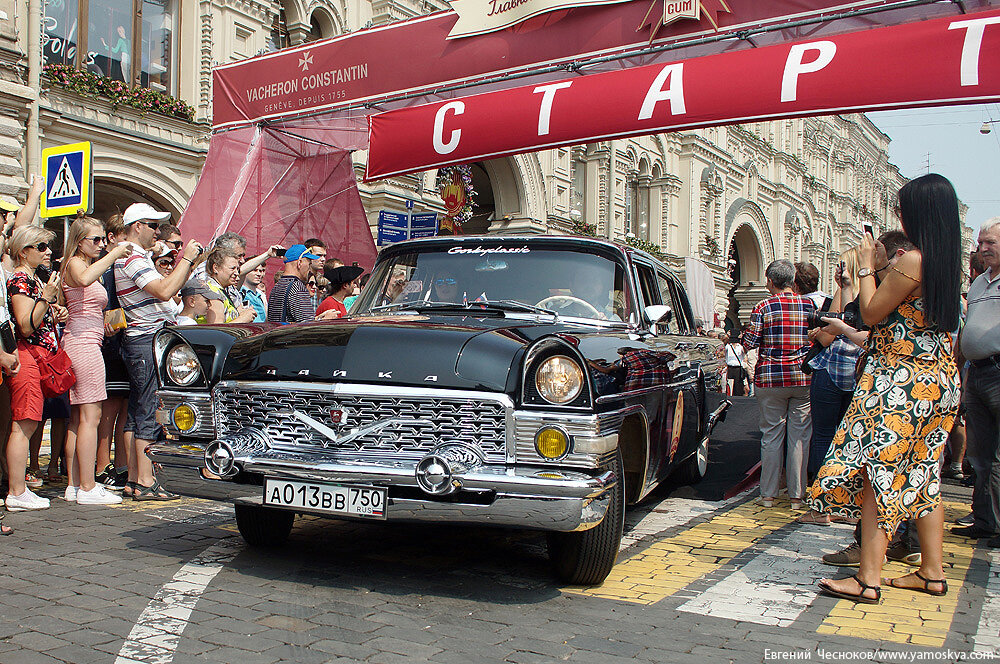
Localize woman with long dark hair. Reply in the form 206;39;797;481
808;173;962;603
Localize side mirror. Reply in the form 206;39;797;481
645;305;672;327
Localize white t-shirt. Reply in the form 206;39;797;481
725;342;746;367
175;314;198;326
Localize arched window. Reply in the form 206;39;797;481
43;0;178;93
268;7;291;51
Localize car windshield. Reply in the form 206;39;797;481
352;245;630;323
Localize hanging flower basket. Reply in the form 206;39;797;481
570;219;597;237
625;235;666;260
43;64;196;122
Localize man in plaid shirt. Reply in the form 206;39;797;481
741;259;815;509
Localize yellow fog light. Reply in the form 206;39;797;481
535;427;569;460
172;404;197;432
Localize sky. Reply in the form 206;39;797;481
867;102;1000;236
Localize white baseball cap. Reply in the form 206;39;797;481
123;202;171;226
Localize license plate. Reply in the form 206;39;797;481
262;478;387;520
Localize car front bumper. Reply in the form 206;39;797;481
148;441;617;532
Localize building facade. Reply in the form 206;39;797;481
0;0;968;325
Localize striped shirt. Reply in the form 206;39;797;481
741;291;815;389
114;242;176;338
267;275;314;323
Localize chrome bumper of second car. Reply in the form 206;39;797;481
148;440;617;532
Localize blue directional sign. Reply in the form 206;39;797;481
41;141;92;218
378;210;439;244
409;212;438;238
378;211;408;245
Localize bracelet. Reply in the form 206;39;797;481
181;257;194;265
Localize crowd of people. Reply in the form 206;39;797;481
724;173;998;604
0;198;368;533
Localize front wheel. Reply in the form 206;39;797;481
547;450;625;585
235;502;295;547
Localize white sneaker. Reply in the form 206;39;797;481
5;489;50;511
64;485;78;502
76;485;123;505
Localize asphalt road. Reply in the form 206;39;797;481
1;396;993;664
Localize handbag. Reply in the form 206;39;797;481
27;344;76;398
105;308;127;333
0;320;15;354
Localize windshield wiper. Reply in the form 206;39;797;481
368;302;422;312
480;299;556;316
376;299;557;316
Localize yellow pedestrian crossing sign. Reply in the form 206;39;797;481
41;141;92;218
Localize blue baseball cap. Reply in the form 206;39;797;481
283;244;320;263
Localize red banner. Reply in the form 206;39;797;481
213;0;925;129
366;9;1000;180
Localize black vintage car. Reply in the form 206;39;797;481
150;235;730;585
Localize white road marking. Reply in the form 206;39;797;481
975;549;1000;655
621;493;749;550
115;538;243;664
677;522;850;625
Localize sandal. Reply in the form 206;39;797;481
818;574;881;604
886;571;948;596
132;480;178;501
122;481;139;498
24;473;42;489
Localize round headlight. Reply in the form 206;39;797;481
534;355;584;404
166;344;201;386
535;427;570;460
172;404;197;432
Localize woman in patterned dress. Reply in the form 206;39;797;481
4;226;66;512
809;173;963;603
61;217;131;505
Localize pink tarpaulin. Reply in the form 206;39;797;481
179;117;377;270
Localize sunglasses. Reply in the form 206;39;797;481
434;278;457;286
165;240;183;250
307;281;317;288
84;235;106;244
28;242;50;252
156;258;175;267
143;221;160;231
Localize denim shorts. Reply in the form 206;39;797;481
120;333;160;441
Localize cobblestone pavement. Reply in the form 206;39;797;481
1;399;996;664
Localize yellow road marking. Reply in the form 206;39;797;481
817;501;972;646
563;498;799;604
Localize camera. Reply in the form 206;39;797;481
274;248;286;257
807;309;858;329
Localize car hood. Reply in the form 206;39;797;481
219;314;609;391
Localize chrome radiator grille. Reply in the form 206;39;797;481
213;382;510;464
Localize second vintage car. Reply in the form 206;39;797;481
150;235;729;585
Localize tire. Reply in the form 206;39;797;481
676;436;709;485
234;503;295;547
547;449;625;585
